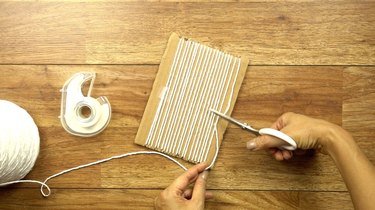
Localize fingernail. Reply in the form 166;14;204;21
200;171;209;180
247;141;257;150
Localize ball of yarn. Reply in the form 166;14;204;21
0;100;40;184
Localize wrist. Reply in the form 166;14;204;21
323;125;355;157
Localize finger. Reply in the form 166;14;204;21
183;189;213;200
192;171;209;201
271;116;283;130
281;150;292;160
168;163;208;194
273;151;284;161
247;135;288;151
271;112;295;130
289;150;294;158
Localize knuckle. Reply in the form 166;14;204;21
184;169;196;179
283;112;295;118
281;112;296;125
159;190;168;200
254;136;268;148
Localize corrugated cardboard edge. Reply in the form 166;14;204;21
135;32;249;167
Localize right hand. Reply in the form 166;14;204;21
246;112;352;160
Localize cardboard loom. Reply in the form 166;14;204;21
135;33;249;166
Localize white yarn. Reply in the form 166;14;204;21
0;150;188;197
0;100;40;184
144;38;241;166
0;44;237;195
0;101;189;197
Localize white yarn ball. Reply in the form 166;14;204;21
0;100;40;184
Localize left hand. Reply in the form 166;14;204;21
154;163;213;210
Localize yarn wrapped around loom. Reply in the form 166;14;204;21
0;100;40;184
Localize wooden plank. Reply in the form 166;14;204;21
0;65;343;127
0;65;155;128
0;0;364;2
0;188;353;210
0;2;374;65
343;67;375;163
299;191;353;210
101;128;347;191
0;65;347;191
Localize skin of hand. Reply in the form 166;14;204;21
246;112;350;160
154;163;212;210
246;112;375;210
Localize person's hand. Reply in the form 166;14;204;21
246;112;352;160
154;163;212;210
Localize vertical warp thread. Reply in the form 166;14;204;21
0;38;242;198
144;38;241;165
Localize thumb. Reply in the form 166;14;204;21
247;135;287;151
192;171;209;202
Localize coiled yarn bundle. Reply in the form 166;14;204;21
0;100;40;184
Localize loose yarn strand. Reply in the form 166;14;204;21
205;58;242;166
193;54;232;162
181;48;220;158
185;49;223;160
0;39;243;197
197;55;231;162
203;58;242;162
0;151;188;197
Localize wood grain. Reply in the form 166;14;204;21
0;188;353;210
0;65;345;192
1;1;374;209
0;2;374;65
343;67;375;162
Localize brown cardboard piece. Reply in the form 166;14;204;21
135;33;249;167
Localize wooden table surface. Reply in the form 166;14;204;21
0;1;374;209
